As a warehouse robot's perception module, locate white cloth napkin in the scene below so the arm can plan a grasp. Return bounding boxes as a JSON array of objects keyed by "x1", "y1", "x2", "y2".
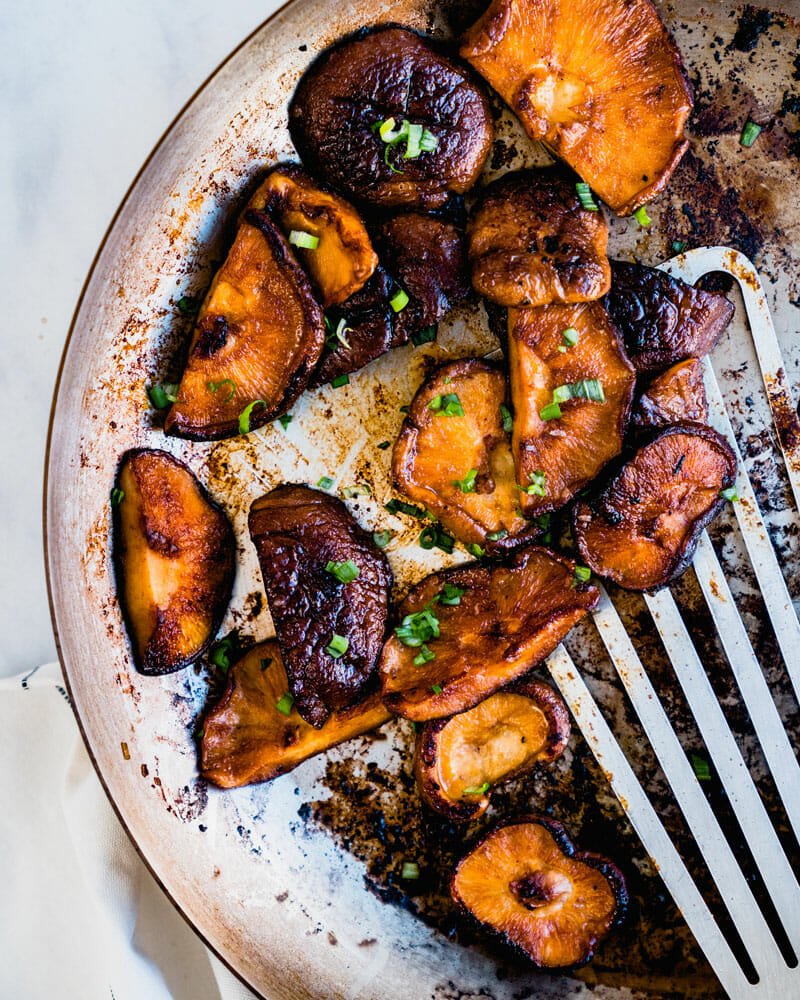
[{"x1": 0, "y1": 663, "x2": 259, "y2": 1000}]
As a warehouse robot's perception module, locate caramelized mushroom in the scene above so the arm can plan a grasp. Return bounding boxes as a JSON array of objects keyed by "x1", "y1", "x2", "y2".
[
  {"x1": 415, "y1": 678, "x2": 570, "y2": 821},
  {"x1": 200, "y1": 640, "x2": 390, "y2": 787},
  {"x1": 605, "y1": 261, "x2": 734, "y2": 373},
  {"x1": 461, "y1": 0, "x2": 692, "y2": 215},
  {"x1": 573, "y1": 423, "x2": 737, "y2": 591},
  {"x1": 393, "y1": 358, "x2": 537, "y2": 552},
  {"x1": 113, "y1": 449, "x2": 235, "y2": 674},
  {"x1": 249, "y1": 485, "x2": 392, "y2": 727},
  {"x1": 379, "y1": 547, "x2": 598, "y2": 721},
  {"x1": 507, "y1": 303, "x2": 635, "y2": 515},
  {"x1": 631, "y1": 358, "x2": 709, "y2": 431},
  {"x1": 165, "y1": 211, "x2": 324, "y2": 440},
  {"x1": 250, "y1": 165, "x2": 377, "y2": 308},
  {"x1": 375, "y1": 212, "x2": 470, "y2": 341},
  {"x1": 289, "y1": 27, "x2": 493, "y2": 210},
  {"x1": 467, "y1": 168, "x2": 610, "y2": 307},
  {"x1": 451, "y1": 817, "x2": 628, "y2": 968}
]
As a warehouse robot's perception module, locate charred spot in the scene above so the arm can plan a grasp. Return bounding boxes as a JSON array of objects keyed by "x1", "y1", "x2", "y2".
[
  {"x1": 731, "y1": 6, "x2": 774, "y2": 53},
  {"x1": 193, "y1": 315, "x2": 230, "y2": 360}
]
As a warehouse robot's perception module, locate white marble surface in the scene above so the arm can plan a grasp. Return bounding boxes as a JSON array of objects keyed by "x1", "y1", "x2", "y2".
[{"x1": 1, "y1": 0, "x2": 279, "y2": 677}]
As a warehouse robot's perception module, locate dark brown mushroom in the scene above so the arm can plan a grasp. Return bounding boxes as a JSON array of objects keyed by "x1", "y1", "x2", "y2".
[{"x1": 631, "y1": 358, "x2": 709, "y2": 431}]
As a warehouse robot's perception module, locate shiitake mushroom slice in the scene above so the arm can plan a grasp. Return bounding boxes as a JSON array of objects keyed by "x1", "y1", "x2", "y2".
[
  {"x1": 573, "y1": 423, "x2": 737, "y2": 592},
  {"x1": 249, "y1": 484, "x2": 392, "y2": 728},
  {"x1": 467, "y1": 168, "x2": 610, "y2": 307},
  {"x1": 113, "y1": 449, "x2": 235, "y2": 675},
  {"x1": 165, "y1": 210, "x2": 324, "y2": 440},
  {"x1": 378, "y1": 546, "x2": 598, "y2": 721},
  {"x1": 508, "y1": 303, "x2": 635, "y2": 516},
  {"x1": 374, "y1": 212, "x2": 470, "y2": 342},
  {"x1": 460, "y1": 0, "x2": 692, "y2": 215},
  {"x1": 631, "y1": 358, "x2": 709, "y2": 432},
  {"x1": 415, "y1": 678, "x2": 570, "y2": 821},
  {"x1": 250, "y1": 164, "x2": 377, "y2": 308},
  {"x1": 605, "y1": 260, "x2": 734, "y2": 373},
  {"x1": 200, "y1": 640, "x2": 390, "y2": 788},
  {"x1": 393, "y1": 358, "x2": 537, "y2": 553},
  {"x1": 289, "y1": 27, "x2": 493, "y2": 210},
  {"x1": 451, "y1": 816, "x2": 628, "y2": 969}
]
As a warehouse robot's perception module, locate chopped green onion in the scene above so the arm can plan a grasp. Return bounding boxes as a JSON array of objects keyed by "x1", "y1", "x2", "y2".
[
  {"x1": 633, "y1": 205, "x2": 652, "y2": 227},
  {"x1": 467, "y1": 543, "x2": 485, "y2": 558},
  {"x1": 574, "y1": 565, "x2": 592, "y2": 583},
  {"x1": 740, "y1": 119, "x2": 762, "y2": 148},
  {"x1": 562, "y1": 328, "x2": 579, "y2": 348},
  {"x1": 378, "y1": 116, "x2": 397, "y2": 140},
  {"x1": 342, "y1": 483, "x2": 370, "y2": 498},
  {"x1": 390, "y1": 288, "x2": 409, "y2": 313},
  {"x1": 672, "y1": 240, "x2": 688, "y2": 254},
  {"x1": 691, "y1": 753, "x2": 711, "y2": 782},
  {"x1": 429, "y1": 392, "x2": 464, "y2": 417},
  {"x1": 419, "y1": 524, "x2": 455, "y2": 554},
  {"x1": 554, "y1": 379, "x2": 606, "y2": 404},
  {"x1": 401, "y1": 861, "x2": 420, "y2": 879},
  {"x1": 720, "y1": 486, "x2": 739, "y2": 502},
  {"x1": 277, "y1": 413, "x2": 293, "y2": 430},
  {"x1": 413, "y1": 644, "x2": 436, "y2": 666},
  {"x1": 411, "y1": 324, "x2": 437, "y2": 347},
  {"x1": 404, "y1": 122, "x2": 423, "y2": 159},
  {"x1": 520, "y1": 470, "x2": 546, "y2": 496},
  {"x1": 399, "y1": 405, "x2": 409, "y2": 413},
  {"x1": 462, "y1": 782, "x2": 490, "y2": 795},
  {"x1": 289, "y1": 229, "x2": 320, "y2": 250},
  {"x1": 176, "y1": 295, "x2": 199, "y2": 315},
  {"x1": 431, "y1": 684, "x2": 443, "y2": 695},
  {"x1": 487, "y1": 529, "x2": 508, "y2": 541},
  {"x1": 453, "y1": 468, "x2": 478, "y2": 493},
  {"x1": 372, "y1": 529, "x2": 392, "y2": 548},
  {"x1": 238, "y1": 399, "x2": 266, "y2": 434},
  {"x1": 317, "y1": 475, "x2": 334, "y2": 490},
  {"x1": 395, "y1": 604, "x2": 440, "y2": 647},
  {"x1": 330, "y1": 374, "x2": 350, "y2": 388},
  {"x1": 325, "y1": 559, "x2": 360, "y2": 583},
  {"x1": 439, "y1": 583, "x2": 465, "y2": 606},
  {"x1": 500, "y1": 403, "x2": 513, "y2": 433},
  {"x1": 110, "y1": 487, "x2": 125, "y2": 506},
  {"x1": 428, "y1": 394, "x2": 442, "y2": 412},
  {"x1": 385, "y1": 498, "x2": 429, "y2": 519},
  {"x1": 210, "y1": 634, "x2": 238, "y2": 671},
  {"x1": 575, "y1": 182, "x2": 599, "y2": 211},
  {"x1": 539, "y1": 401, "x2": 562, "y2": 421},
  {"x1": 377, "y1": 441, "x2": 391, "y2": 450},
  {"x1": 325, "y1": 316, "x2": 352, "y2": 350},
  {"x1": 207, "y1": 378, "x2": 237, "y2": 402},
  {"x1": 147, "y1": 383, "x2": 179, "y2": 409},
  {"x1": 275, "y1": 692, "x2": 295, "y2": 716},
  {"x1": 420, "y1": 129, "x2": 438, "y2": 153},
  {"x1": 326, "y1": 634, "x2": 349, "y2": 658}
]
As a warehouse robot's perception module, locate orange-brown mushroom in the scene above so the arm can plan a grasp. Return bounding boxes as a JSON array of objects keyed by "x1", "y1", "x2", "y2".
[{"x1": 631, "y1": 358, "x2": 709, "y2": 431}]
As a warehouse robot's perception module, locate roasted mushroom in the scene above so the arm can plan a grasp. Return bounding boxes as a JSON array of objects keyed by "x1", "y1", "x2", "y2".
[
  {"x1": 165, "y1": 210, "x2": 324, "y2": 440},
  {"x1": 507, "y1": 303, "x2": 635, "y2": 515},
  {"x1": 309, "y1": 268, "x2": 399, "y2": 388},
  {"x1": 467, "y1": 168, "x2": 610, "y2": 307},
  {"x1": 631, "y1": 358, "x2": 709, "y2": 431},
  {"x1": 250, "y1": 165, "x2": 377, "y2": 308},
  {"x1": 289, "y1": 27, "x2": 493, "y2": 210},
  {"x1": 379, "y1": 547, "x2": 599, "y2": 721},
  {"x1": 374, "y1": 212, "x2": 470, "y2": 341},
  {"x1": 415, "y1": 678, "x2": 570, "y2": 821},
  {"x1": 200, "y1": 640, "x2": 390, "y2": 787},
  {"x1": 249, "y1": 484, "x2": 392, "y2": 727},
  {"x1": 573, "y1": 423, "x2": 737, "y2": 591},
  {"x1": 451, "y1": 817, "x2": 628, "y2": 968},
  {"x1": 113, "y1": 449, "x2": 235, "y2": 675},
  {"x1": 605, "y1": 260, "x2": 735, "y2": 373},
  {"x1": 393, "y1": 358, "x2": 537, "y2": 552},
  {"x1": 461, "y1": 0, "x2": 692, "y2": 215}
]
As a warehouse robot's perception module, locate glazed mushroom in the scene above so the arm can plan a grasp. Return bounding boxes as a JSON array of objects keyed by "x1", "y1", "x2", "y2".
[
  {"x1": 289, "y1": 27, "x2": 493, "y2": 210},
  {"x1": 379, "y1": 546, "x2": 599, "y2": 721},
  {"x1": 451, "y1": 817, "x2": 628, "y2": 968},
  {"x1": 393, "y1": 357, "x2": 538, "y2": 553},
  {"x1": 507, "y1": 302, "x2": 636, "y2": 516},
  {"x1": 249, "y1": 484, "x2": 392, "y2": 727},
  {"x1": 415, "y1": 678, "x2": 570, "y2": 821},
  {"x1": 573, "y1": 423, "x2": 737, "y2": 591},
  {"x1": 164, "y1": 210, "x2": 324, "y2": 440},
  {"x1": 461, "y1": 0, "x2": 692, "y2": 215},
  {"x1": 200, "y1": 640, "x2": 390, "y2": 787},
  {"x1": 113, "y1": 449, "x2": 235, "y2": 674},
  {"x1": 631, "y1": 358, "x2": 709, "y2": 432},
  {"x1": 604, "y1": 260, "x2": 734, "y2": 373},
  {"x1": 467, "y1": 167, "x2": 611, "y2": 307}
]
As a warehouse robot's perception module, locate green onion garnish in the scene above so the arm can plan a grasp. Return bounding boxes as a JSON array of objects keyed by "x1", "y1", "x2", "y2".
[
  {"x1": 238, "y1": 399, "x2": 266, "y2": 434},
  {"x1": 411, "y1": 325, "x2": 437, "y2": 347},
  {"x1": 378, "y1": 117, "x2": 397, "y2": 140},
  {"x1": 428, "y1": 392, "x2": 464, "y2": 417},
  {"x1": 395, "y1": 603, "x2": 440, "y2": 647},
  {"x1": 207, "y1": 378, "x2": 237, "y2": 402},
  {"x1": 740, "y1": 119, "x2": 762, "y2": 148},
  {"x1": 431, "y1": 684, "x2": 443, "y2": 695},
  {"x1": 325, "y1": 559, "x2": 360, "y2": 583},
  {"x1": 439, "y1": 583, "x2": 465, "y2": 606},
  {"x1": 289, "y1": 230, "x2": 320, "y2": 250},
  {"x1": 557, "y1": 379, "x2": 606, "y2": 403},
  {"x1": 317, "y1": 476, "x2": 334, "y2": 490},
  {"x1": 462, "y1": 782, "x2": 490, "y2": 795},
  {"x1": 419, "y1": 524, "x2": 455, "y2": 554},
  {"x1": 633, "y1": 205, "x2": 652, "y2": 227},
  {"x1": 467, "y1": 543, "x2": 485, "y2": 558},
  {"x1": 147, "y1": 383, "x2": 179, "y2": 409},
  {"x1": 413, "y1": 644, "x2": 436, "y2": 666},
  {"x1": 405, "y1": 122, "x2": 423, "y2": 159},
  {"x1": 500, "y1": 403, "x2": 513, "y2": 433},
  {"x1": 325, "y1": 316, "x2": 351, "y2": 350},
  {"x1": 401, "y1": 861, "x2": 420, "y2": 879},
  {"x1": 562, "y1": 328, "x2": 579, "y2": 348},
  {"x1": 390, "y1": 288, "x2": 409, "y2": 313},
  {"x1": 539, "y1": 401, "x2": 562, "y2": 421},
  {"x1": 373, "y1": 529, "x2": 392, "y2": 548},
  {"x1": 691, "y1": 753, "x2": 711, "y2": 781},
  {"x1": 326, "y1": 634, "x2": 349, "y2": 658},
  {"x1": 110, "y1": 487, "x2": 125, "y2": 506},
  {"x1": 574, "y1": 565, "x2": 592, "y2": 583},
  {"x1": 385, "y1": 498, "x2": 429, "y2": 519},
  {"x1": 399, "y1": 405, "x2": 409, "y2": 413},
  {"x1": 330, "y1": 374, "x2": 350, "y2": 388},
  {"x1": 487, "y1": 529, "x2": 508, "y2": 541},
  {"x1": 453, "y1": 468, "x2": 478, "y2": 493},
  {"x1": 210, "y1": 634, "x2": 238, "y2": 671},
  {"x1": 176, "y1": 296, "x2": 199, "y2": 315},
  {"x1": 342, "y1": 483, "x2": 370, "y2": 498},
  {"x1": 275, "y1": 692, "x2": 295, "y2": 716},
  {"x1": 377, "y1": 441, "x2": 391, "y2": 450},
  {"x1": 672, "y1": 240, "x2": 688, "y2": 254},
  {"x1": 720, "y1": 486, "x2": 739, "y2": 502},
  {"x1": 576, "y1": 182, "x2": 599, "y2": 211},
  {"x1": 277, "y1": 413, "x2": 293, "y2": 430},
  {"x1": 520, "y1": 470, "x2": 546, "y2": 496}
]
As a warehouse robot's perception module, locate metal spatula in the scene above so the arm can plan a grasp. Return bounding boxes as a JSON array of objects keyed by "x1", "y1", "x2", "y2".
[{"x1": 547, "y1": 247, "x2": 800, "y2": 998}]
